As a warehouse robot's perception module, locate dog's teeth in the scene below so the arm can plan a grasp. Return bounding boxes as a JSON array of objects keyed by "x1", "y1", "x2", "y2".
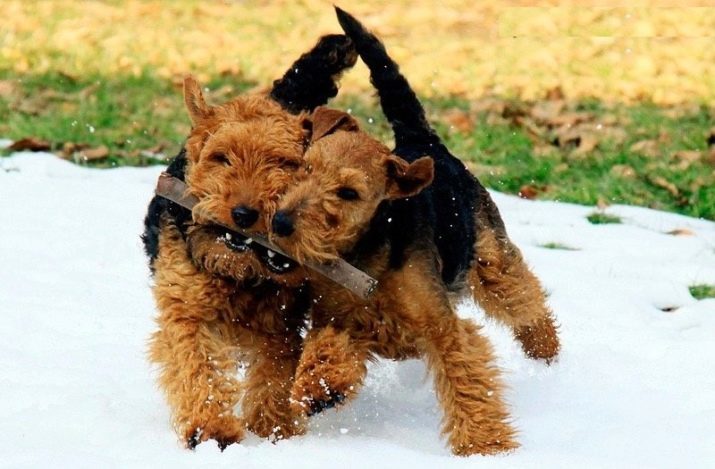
[
  {"x1": 225, "y1": 232, "x2": 232, "y2": 240},
  {"x1": 245, "y1": 237, "x2": 253, "y2": 245},
  {"x1": 283, "y1": 263, "x2": 290, "y2": 269},
  {"x1": 267, "y1": 249, "x2": 276, "y2": 258}
]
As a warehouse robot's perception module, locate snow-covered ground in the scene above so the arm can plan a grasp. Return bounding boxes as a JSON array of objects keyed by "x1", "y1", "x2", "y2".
[{"x1": 1, "y1": 152, "x2": 714, "y2": 469}]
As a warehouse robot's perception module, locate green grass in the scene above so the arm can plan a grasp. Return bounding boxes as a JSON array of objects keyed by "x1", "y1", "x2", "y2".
[
  {"x1": 689, "y1": 284, "x2": 715, "y2": 300},
  {"x1": 539, "y1": 242, "x2": 580, "y2": 250},
  {"x1": 1, "y1": 70, "x2": 714, "y2": 220},
  {"x1": 586, "y1": 212, "x2": 623, "y2": 224}
]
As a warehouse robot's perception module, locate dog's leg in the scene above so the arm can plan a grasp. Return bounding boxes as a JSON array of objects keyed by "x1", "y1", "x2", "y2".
[
  {"x1": 468, "y1": 224, "x2": 560, "y2": 363},
  {"x1": 290, "y1": 325, "x2": 370, "y2": 417},
  {"x1": 148, "y1": 224, "x2": 244, "y2": 450},
  {"x1": 239, "y1": 322, "x2": 305, "y2": 441},
  {"x1": 379, "y1": 256, "x2": 518, "y2": 456}
]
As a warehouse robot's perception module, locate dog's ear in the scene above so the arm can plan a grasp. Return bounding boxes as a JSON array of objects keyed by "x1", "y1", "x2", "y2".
[
  {"x1": 183, "y1": 76, "x2": 212, "y2": 125},
  {"x1": 385, "y1": 155, "x2": 434, "y2": 199},
  {"x1": 309, "y1": 106, "x2": 360, "y2": 142}
]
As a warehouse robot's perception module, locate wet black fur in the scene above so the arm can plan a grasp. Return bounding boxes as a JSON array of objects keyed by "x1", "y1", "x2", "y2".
[
  {"x1": 336, "y1": 7, "x2": 480, "y2": 287},
  {"x1": 141, "y1": 35, "x2": 357, "y2": 270}
]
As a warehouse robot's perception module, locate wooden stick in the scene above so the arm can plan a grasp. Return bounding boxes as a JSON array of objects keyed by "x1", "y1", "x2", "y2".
[{"x1": 155, "y1": 172, "x2": 378, "y2": 299}]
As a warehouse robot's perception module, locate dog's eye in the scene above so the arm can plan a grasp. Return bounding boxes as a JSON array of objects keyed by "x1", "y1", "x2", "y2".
[
  {"x1": 280, "y1": 159, "x2": 301, "y2": 171},
  {"x1": 209, "y1": 152, "x2": 230, "y2": 166},
  {"x1": 337, "y1": 187, "x2": 360, "y2": 201}
]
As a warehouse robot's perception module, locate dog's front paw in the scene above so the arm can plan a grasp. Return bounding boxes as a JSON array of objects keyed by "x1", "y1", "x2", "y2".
[
  {"x1": 290, "y1": 363, "x2": 361, "y2": 417},
  {"x1": 182, "y1": 414, "x2": 245, "y2": 451}
]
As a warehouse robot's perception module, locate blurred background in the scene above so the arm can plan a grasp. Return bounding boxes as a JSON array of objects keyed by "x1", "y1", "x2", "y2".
[{"x1": 2, "y1": 0, "x2": 714, "y2": 219}]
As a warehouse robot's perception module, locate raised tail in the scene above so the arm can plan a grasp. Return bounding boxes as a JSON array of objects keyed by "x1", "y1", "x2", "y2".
[
  {"x1": 335, "y1": 7, "x2": 439, "y2": 147},
  {"x1": 270, "y1": 34, "x2": 357, "y2": 113}
]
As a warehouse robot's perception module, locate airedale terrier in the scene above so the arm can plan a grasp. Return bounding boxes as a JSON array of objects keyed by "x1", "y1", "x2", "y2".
[
  {"x1": 268, "y1": 9, "x2": 560, "y2": 456},
  {"x1": 141, "y1": 35, "x2": 357, "y2": 449}
]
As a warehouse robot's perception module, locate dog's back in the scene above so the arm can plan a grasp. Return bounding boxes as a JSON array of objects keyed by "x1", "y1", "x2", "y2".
[{"x1": 336, "y1": 8, "x2": 479, "y2": 286}]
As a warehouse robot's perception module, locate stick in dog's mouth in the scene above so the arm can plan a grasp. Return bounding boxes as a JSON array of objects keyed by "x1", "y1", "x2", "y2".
[{"x1": 154, "y1": 172, "x2": 377, "y2": 299}]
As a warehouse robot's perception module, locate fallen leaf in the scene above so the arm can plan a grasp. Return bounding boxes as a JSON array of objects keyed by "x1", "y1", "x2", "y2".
[
  {"x1": 442, "y1": 108, "x2": 474, "y2": 133},
  {"x1": 648, "y1": 175, "x2": 679, "y2": 196},
  {"x1": 79, "y1": 145, "x2": 110, "y2": 161},
  {"x1": 60, "y1": 142, "x2": 90, "y2": 159},
  {"x1": 666, "y1": 228, "x2": 695, "y2": 236},
  {"x1": 0, "y1": 80, "x2": 17, "y2": 98},
  {"x1": 671, "y1": 150, "x2": 702, "y2": 170},
  {"x1": 518, "y1": 184, "x2": 541, "y2": 200},
  {"x1": 530, "y1": 100, "x2": 565, "y2": 124},
  {"x1": 514, "y1": 116, "x2": 546, "y2": 141},
  {"x1": 673, "y1": 150, "x2": 702, "y2": 162},
  {"x1": 8, "y1": 137, "x2": 51, "y2": 152},
  {"x1": 471, "y1": 97, "x2": 506, "y2": 116},
  {"x1": 630, "y1": 139, "x2": 661, "y2": 158},
  {"x1": 572, "y1": 133, "x2": 599, "y2": 156},
  {"x1": 610, "y1": 164, "x2": 637, "y2": 178},
  {"x1": 549, "y1": 112, "x2": 592, "y2": 127},
  {"x1": 706, "y1": 148, "x2": 715, "y2": 166},
  {"x1": 545, "y1": 86, "x2": 565, "y2": 101}
]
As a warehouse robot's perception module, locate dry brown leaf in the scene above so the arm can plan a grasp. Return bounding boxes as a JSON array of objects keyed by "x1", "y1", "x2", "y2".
[
  {"x1": 573, "y1": 133, "x2": 599, "y2": 156},
  {"x1": 471, "y1": 97, "x2": 506, "y2": 116},
  {"x1": 630, "y1": 139, "x2": 661, "y2": 158},
  {"x1": 518, "y1": 185, "x2": 541, "y2": 200},
  {"x1": 0, "y1": 80, "x2": 17, "y2": 98},
  {"x1": 707, "y1": 148, "x2": 715, "y2": 166},
  {"x1": 533, "y1": 144, "x2": 557, "y2": 158},
  {"x1": 673, "y1": 150, "x2": 702, "y2": 162},
  {"x1": 610, "y1": 164, "x2": 637, "y2": 179},
  {"x1": 530, "y1": 100, "x2": 565, "y2": 124},
  {"x1": 671, "y1": 150, "x2": 702, "y2": 170},
  {"x1": 514, "y1": 116, "x2": 546, "y2": 141},
  {"x1": 442, "y1": 108, "x2": 474, "y2": 133},
  {"x1": 549, "y1": 112, "x2": 592, "y2": 128},
  {"x1": 60, "y1": 142, "x2": 90, "y2": 159},
  {"x1": 79, "y1": 145, "x2": 110, "y2": 161},
  {"x1": 666, "y1": 228, "x2": 695, "y2": 236},
  {"x1": 8, "y1": 137, "x2": 51, "y2": 152},
  {"x1": 544, "y1": 86, "x2": 565, "y2": 101},
  {"x1": 649, "y1": 176, "x2": 679, "y2": 196}
]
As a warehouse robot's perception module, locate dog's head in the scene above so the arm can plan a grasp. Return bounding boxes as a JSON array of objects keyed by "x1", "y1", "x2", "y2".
[
  {"x1": 270, "y1": 107, "x2": 434, "y2": 264},
  {"x1": 181, "y1": 76, "x2": 310, "y2": 284}
]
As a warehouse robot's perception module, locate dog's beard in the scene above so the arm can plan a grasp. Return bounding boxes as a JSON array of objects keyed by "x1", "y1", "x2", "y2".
[{"x1": 187, "y1": 224, "x2": 300, "y2": 282}]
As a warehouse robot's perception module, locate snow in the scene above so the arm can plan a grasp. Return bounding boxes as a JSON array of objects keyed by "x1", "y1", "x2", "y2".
[{"x1": 1, "y1": 152, "x2": 714, "y2": 468}]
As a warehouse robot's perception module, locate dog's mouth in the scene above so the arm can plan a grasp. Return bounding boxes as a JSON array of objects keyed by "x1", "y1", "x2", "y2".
[{"x1": 212, "y1": 226, "x2": 297, "y2": 274}]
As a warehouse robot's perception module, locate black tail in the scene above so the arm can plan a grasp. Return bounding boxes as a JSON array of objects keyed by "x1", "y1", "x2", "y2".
[
  {"x1": 270, "y1": 34, "x2": 357, "y2": 113},
  {"x1": 335, "y1": 7, "x2": 438, "y2": 147}
]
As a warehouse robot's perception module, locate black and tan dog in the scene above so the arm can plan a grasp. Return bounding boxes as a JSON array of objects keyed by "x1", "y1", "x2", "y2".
[
  {"x1": 269, "y1": 8, "x2": 560, "y2": 456},
  {"x1": 142, "y1": 35, "x2": 357, "y2": 449}
]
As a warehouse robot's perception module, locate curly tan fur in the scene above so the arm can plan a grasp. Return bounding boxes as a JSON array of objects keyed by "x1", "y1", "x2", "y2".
[
  {"x1": 467, "y1": 193, "x2": 560, "y2": 362},
  {"x1": 148, "y1": 78, "x2": 312, "y2": 449},
  {"x1": 149, "y1": 222, "x2": 308, "y2": 448},
  {"x1": 271, "y1": 108, "x2": 519, "y2": 456}
]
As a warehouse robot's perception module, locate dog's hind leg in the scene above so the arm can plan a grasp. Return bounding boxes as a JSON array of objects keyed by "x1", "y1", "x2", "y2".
[
  {"x1": 378, "y1": 255, "x2": 518, "y2": 456},
  {"x1": 467, "y1": 192, "x2": 560, "y2": 363},
  {"x1": 148, "y1": 223, "x2": 244, "y2": 450}
]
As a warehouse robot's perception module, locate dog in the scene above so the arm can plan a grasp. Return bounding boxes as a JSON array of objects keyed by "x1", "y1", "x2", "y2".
[
  {"x1": 268, "y1": 9, "x2": 560, "y2": 456},
  {"x1": 142, "y1": 34, "x2": 357, "y2": 449}
]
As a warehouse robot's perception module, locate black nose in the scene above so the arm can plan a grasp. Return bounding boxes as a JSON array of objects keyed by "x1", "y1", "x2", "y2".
[
  {"x1": 231, "y1": 205, "x2": 259, "y2": 228},
  {"x1": 272, "y1": 211, "x2": 295, "y2": 237}
]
